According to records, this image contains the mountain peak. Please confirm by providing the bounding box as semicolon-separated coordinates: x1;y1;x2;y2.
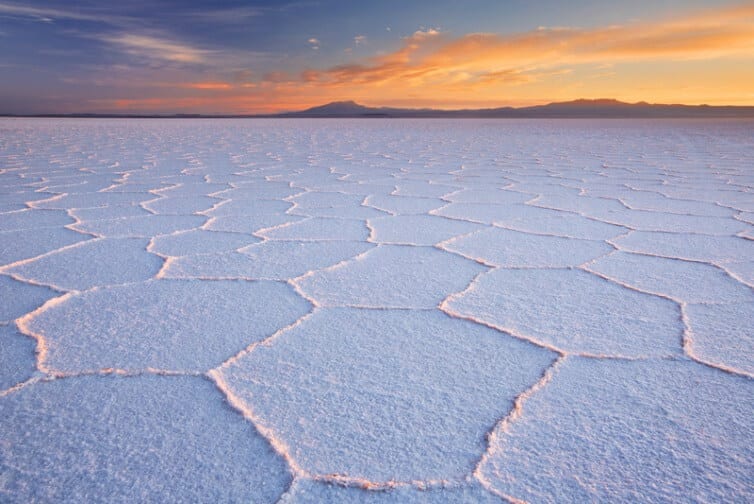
547;98;631;107
328;100;361;107
296;100;373;115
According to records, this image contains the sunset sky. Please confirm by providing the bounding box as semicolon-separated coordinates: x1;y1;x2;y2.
1;0;753;114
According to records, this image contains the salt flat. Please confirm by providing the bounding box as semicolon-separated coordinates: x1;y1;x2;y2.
0;118;752;503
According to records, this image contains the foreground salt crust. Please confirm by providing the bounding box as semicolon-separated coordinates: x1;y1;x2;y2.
7;237;162;290
445;268;684;357
217;308;556;481
478;358;754;502
0;118;752;502
0;375;291;502
23;279;311;373
0;325;36;390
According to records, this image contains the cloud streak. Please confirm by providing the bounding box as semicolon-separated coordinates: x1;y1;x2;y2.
0;1;121;23
179;6;262;24
102;33;212;63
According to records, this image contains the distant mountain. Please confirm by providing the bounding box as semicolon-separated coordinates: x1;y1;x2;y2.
288;100;377;116
4;99;754;118
281;101;506;118
281;99;754;118
513;99;754;118
280;100;438;118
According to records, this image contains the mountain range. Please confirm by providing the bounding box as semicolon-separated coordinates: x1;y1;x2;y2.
4;99;754;118
281;99;754;118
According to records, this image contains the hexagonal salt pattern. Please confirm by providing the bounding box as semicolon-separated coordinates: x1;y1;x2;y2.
587;251;753;304
21;279;311;373
444;268;683;357
443;227;612;267
149;229;260;256
164;241;374;281
435;203;627;240
612;232;754;263
72;214;206;238
368;215;484;246
2;118;753;502
0;227;90;266
295;245;486;308
685;303;754;376
0;375;291;502
259;217;370;241
205;213;305;234
217;308;556;482
5;238;163;291
364;194;446;215
478;357;754;502
0;209;75;232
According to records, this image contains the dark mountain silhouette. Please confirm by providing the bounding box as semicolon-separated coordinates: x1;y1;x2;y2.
4;99;754;118
282;99;754;118
291;100;376;116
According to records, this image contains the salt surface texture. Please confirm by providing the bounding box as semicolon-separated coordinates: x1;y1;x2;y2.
1;118;752;502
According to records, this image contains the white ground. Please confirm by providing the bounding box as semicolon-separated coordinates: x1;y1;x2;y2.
0;118;752;503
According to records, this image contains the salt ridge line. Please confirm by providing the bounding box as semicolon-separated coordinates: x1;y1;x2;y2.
472;356;567;502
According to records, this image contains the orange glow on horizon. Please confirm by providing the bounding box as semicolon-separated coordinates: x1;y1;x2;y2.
93;3;754;114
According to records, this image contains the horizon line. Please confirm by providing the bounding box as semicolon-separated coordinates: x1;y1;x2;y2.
3;98;754;119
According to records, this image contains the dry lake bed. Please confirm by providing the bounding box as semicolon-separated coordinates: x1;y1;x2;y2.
1;118;752;502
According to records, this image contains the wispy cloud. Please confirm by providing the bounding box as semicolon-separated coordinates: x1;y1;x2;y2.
0;2;264;69
101;33;212;63
354;35;367;45
179;6;262;24
308;37;320;50
0;1;125;24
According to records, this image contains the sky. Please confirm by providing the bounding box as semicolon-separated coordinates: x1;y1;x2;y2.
1;0;753;114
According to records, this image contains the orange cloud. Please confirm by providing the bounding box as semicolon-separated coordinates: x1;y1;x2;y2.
93;4;754;113
308;3;754;93
184;82;232;90
301;70;320;83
